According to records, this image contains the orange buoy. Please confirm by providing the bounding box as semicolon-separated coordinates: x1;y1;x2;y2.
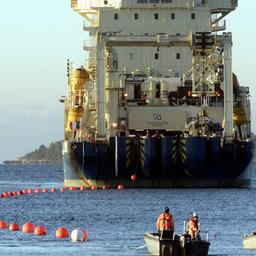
91;185;97;190
27;188;34;194
22;222;35;233
0;220;8;229
81;227;88;241
50;187;57;192
9;223;20;231
80;186;86;191
60;187;66;192
42;188;48;193
35;188;41;193
102;185;109;190
131;174;137;181
69;186;75;191
55;227;69;238
34;225;47;236
2;192;10;198
117;184;124;190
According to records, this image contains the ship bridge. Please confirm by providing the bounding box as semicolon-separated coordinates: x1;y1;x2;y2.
71;0;237;32
71;0;237;11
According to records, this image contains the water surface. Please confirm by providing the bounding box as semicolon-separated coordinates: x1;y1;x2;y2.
0;164;256;255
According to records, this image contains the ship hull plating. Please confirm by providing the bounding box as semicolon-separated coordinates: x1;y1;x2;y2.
63;137;254;188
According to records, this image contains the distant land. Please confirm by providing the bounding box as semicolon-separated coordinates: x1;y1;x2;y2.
3;141;63;164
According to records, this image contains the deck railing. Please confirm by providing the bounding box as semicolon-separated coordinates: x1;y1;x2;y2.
72;0;238;10
71;0;195;10
121;98;224;107
207;0;237;10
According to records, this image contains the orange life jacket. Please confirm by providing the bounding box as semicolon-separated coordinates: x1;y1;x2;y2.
156;212;175;231
188;218;199;239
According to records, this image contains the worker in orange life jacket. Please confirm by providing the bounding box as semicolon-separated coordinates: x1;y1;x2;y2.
156;207;175;238
187;212;200;240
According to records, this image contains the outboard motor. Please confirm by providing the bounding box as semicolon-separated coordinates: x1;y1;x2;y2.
160;239;180;256
180;234;192;256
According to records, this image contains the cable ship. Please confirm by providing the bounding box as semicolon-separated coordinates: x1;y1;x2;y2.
61;0;254;188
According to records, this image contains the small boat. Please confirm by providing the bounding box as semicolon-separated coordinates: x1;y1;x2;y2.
144;232;210;256
243;233;256;249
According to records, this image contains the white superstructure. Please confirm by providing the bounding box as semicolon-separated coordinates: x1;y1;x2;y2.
65;0;251;144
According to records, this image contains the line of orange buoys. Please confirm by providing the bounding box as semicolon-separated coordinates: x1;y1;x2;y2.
0;220;88;241
0;184;125;198
0;184;125;242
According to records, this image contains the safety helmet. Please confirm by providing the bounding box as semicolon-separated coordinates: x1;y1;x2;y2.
164;207;170;213
192;212;198;218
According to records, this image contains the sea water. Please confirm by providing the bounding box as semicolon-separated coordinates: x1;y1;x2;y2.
0;163;256;256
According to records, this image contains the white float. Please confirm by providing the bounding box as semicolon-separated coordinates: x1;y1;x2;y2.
71;228;88;242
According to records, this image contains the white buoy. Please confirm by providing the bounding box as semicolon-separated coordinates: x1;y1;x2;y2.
71;228;87;242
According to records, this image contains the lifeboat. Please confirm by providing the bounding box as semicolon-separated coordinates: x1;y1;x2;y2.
70;68;89;91
66;106;84;131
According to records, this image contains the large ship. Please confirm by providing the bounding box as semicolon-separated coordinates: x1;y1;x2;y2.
61;0;254;188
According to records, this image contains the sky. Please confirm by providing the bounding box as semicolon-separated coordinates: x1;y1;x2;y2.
0;0;255;163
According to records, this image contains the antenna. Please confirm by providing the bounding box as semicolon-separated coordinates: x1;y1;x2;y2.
67;59;70;78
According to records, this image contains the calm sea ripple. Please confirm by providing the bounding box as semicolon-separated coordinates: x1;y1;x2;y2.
0;164;256;256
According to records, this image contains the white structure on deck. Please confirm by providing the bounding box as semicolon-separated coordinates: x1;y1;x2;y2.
67;0;251;143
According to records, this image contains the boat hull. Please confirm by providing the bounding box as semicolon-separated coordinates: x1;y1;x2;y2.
63;136;254;188
144;232;210;256
144;233;180;256
243;234;256;249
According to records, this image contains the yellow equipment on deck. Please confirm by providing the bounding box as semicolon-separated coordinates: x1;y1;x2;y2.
66;106;84;131
70;68;89;91
233;106;249;125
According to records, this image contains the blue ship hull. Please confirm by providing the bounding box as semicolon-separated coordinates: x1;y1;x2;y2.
63;136;254;188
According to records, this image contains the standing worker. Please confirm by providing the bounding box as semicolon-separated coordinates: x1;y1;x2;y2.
187;212;200;240
156;207;175;239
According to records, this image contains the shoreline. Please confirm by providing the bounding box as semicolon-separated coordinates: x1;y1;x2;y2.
2;160;62;164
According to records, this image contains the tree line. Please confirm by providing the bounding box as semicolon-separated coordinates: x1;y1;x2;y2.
18;141;63;163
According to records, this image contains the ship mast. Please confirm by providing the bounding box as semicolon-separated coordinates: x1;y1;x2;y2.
223;33;233;143
96;35;106;140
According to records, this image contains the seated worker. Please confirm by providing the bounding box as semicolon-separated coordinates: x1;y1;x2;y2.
187;212;200;240
156;207;175;239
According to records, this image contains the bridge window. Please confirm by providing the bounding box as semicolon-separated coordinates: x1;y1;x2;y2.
137;0;148;3
134;13;139;20
154;13;159;20
155;53;159;60
161;0;172;2
191;13;196;19
150;0;160;3
171;13;175;19
114;13;118;20
176;53;180;59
